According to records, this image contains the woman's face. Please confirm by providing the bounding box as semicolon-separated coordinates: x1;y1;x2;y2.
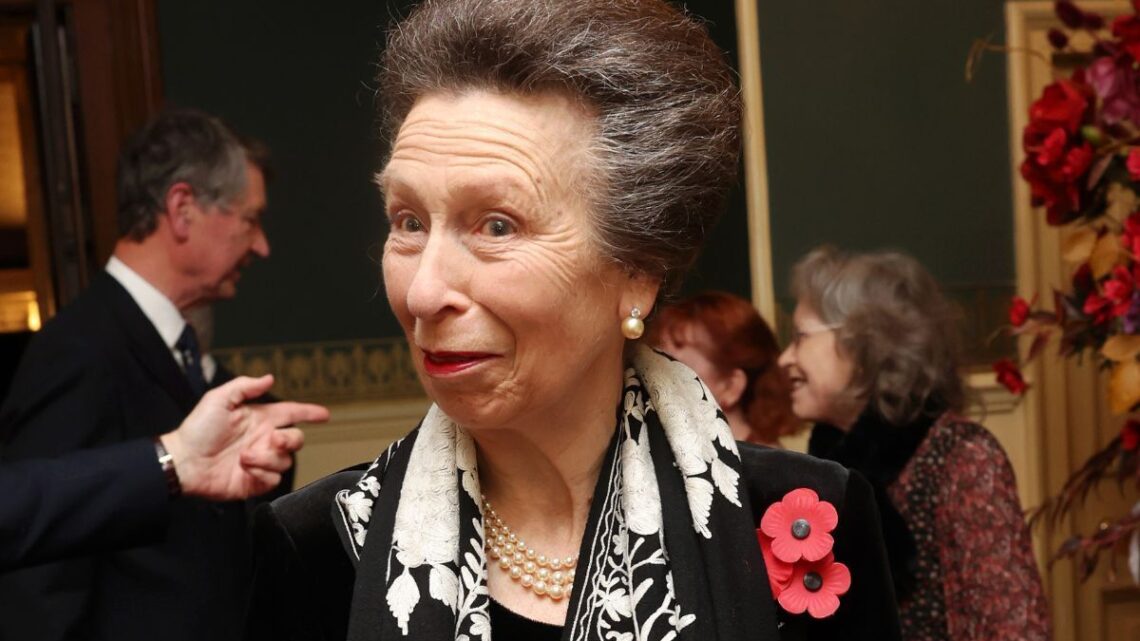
380;90;651;430
777;304;858;427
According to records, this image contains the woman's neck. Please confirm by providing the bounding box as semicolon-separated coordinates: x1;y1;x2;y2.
474;419;612;542
470;357;624;625
724;407;763;445
471;357;623;550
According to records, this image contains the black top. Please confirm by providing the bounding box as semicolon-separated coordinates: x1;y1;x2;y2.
488;599;562;641
808;407;939;599
0;272;253;641
248;444;902;641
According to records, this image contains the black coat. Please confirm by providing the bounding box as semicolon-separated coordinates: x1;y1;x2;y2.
0;439;170;570
247;443;901;641
0;273;252;641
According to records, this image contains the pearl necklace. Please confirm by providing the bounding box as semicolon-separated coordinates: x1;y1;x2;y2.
482;497;577;601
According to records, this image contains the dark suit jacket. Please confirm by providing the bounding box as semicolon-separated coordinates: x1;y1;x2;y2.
246;442;901;641
0;439;170;570
0;274;251;641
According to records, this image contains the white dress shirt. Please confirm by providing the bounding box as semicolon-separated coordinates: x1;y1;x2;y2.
105;257;217;383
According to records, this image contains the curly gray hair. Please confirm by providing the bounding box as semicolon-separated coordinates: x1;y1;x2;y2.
790;246;966;425
379;0;742;293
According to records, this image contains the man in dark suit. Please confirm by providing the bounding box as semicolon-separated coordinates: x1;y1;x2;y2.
0;109;275;641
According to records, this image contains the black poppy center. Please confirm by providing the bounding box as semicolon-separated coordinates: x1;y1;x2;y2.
803;571;823;592
791;518;811;540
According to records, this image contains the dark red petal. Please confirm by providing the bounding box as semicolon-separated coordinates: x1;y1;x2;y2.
1048;28;1070;50
1055;1;1084;29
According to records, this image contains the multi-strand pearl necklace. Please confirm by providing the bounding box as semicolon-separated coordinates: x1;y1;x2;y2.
482;497;577;601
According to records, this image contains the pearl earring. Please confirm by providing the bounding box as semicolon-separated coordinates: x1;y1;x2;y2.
621;306;644;340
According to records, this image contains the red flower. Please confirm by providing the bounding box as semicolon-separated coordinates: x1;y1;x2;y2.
756;529;793;597
1021;77;1095;224
1084;292;1114;325
1062;143;1093;179
1104;265;1136;316
1037;128;1068;166
1129;149;1140;181
1009;296;1032;327
1114;15;1140;61
993;359;1028;396
760;488;838;563
1028;79;1089;134
1123;420;1140;452
1124;212;1140;257
1048;28;1070;50
1055;1;1085;29
776;553;852;619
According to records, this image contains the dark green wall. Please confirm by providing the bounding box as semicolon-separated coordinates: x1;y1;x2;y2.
677;3;753;302
156;1;752;348
157;1;415;347
756;0;1015;299
157;1;1013;355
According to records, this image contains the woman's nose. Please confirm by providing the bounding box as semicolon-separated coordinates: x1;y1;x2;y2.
777;344;794;369
404;232;470;320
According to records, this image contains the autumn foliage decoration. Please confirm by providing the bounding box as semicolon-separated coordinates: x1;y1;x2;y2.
996;0;1140;579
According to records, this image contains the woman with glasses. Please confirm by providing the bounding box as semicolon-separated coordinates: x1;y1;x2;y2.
777;246;1049;641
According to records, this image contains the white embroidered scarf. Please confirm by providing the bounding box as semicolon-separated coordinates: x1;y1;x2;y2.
333;346;779;640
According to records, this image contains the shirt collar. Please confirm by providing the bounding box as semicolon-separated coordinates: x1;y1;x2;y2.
105;256;186;350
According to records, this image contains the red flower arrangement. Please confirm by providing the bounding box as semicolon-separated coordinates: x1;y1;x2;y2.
992;0;1140;580
757;489;850;618
993;358;1029;396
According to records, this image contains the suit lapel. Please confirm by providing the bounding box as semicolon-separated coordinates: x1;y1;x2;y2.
94;273;198;413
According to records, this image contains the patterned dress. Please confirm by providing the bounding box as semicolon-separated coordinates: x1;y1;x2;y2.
886;414;1050;641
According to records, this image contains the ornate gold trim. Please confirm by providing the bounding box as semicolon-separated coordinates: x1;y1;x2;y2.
214;337;423;405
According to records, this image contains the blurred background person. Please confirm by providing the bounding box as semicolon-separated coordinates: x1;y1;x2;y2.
778;245;1048;641
649;290;800;447
1;374;324;571
0;108;274;641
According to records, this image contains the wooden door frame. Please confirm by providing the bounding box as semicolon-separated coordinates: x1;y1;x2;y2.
0;0;162;316
1005;3;1140;639
734;0;777;326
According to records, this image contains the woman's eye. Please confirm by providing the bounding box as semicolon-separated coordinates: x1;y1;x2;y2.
394;214;424;233
480;217;516;237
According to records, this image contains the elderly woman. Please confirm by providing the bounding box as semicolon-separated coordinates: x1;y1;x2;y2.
779;246;1050;641
650;291;800;447
248;2;899;640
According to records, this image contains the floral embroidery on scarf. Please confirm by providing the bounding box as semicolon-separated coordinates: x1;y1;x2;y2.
335;346;766;640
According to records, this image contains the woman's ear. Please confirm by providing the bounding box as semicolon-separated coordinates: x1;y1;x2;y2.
718;367;748;410
620;273;661;318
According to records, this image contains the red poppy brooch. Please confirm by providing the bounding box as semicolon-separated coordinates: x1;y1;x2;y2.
757;488;851;619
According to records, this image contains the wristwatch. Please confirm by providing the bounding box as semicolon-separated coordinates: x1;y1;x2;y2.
154;438;183;497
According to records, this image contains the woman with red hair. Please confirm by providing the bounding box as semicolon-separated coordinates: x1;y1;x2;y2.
650;291;800;446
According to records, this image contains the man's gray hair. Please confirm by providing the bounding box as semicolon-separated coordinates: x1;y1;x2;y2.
116;108;268;240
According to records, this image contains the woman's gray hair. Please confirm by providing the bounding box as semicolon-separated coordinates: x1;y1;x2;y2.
790;246;966;425
379;0;742;293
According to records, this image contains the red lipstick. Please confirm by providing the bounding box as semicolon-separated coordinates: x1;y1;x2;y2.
421;350;497;376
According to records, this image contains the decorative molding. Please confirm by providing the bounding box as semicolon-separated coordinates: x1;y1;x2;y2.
306;396;429;446
964;369;1022;417
734;0;777;328
214;337;424;405
1005;4;1132;640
